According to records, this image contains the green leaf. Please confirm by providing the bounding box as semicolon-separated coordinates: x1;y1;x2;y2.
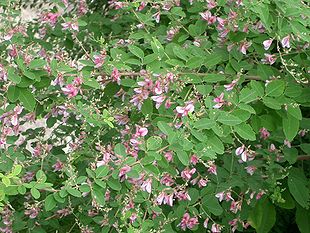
7;85;20;102
234;123;256;141
29;59;47;69
114;143;127;157
18;88;36;111
173;45;188;61
202;195;223;216
23;70;36;80
238;103;256;114
202;74;226;83
95;166;109;178
286;104;302;120
11;165;22;176
7;67;21;84
147;136;162;151
151;37;164;58
92;185;105;206
283;147;298;164
266;80;286;97
248;199;276;233
2;177;10;187
262;97;282;110
250;80;264;97
107;179;121;191
239;88;258;103
204;53;222;67
83;78;100;89
45;194;56;211
176;150;189;166
288;168;310;209
67;188;82;197
283;114;299;141
194;118;216;129
296;204;310;233
157;121;173;135
206;132;224;154
121;79;136;87
187;57;204;68
31;188;40;199
217;112;242;126
300;144;310;154
36;170;47;183
141;99;153;116
128;45;144;60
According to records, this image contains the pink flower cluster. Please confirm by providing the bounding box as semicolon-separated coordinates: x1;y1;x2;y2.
178;213;199;231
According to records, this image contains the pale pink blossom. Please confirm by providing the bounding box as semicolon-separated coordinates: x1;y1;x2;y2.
281;35;290;48
151;95;165;109
207;0;217;9
198;178;208;188
211;223;222;233
230;200;242;213
61;22;79;31
135;126;148;137
263;38;273;50
215;192;225;202
111;67;121;85
235;145;245;156
262;53;277;65
213;93;225;108
119;165;131;181
181;168;196;181
178;213;199;231
93;54;105;68
190;154;198;165
141;178;152;193
284;139;291;148
239;41;252;55
61;84;79;98
176;102;195;117
164;151;173;162
245;166;256;175
259;127;270;140
200;11;217;24
204;218;209;228
224;78;239;91
153;12;161;23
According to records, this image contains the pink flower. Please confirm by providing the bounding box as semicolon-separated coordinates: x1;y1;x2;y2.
241;150;249;162
41;12;59;26
256;190;265;200
198;178;208;188
52;160;64;172
181;168;196;181
119;165;131;181
204;218;209;228
141;178;152;193
190;154;198;165
176;102;195;117
284;139;291;148
164;151;173;162
262;53;277;65
61;22;79;31
235;145;245;156
239;41;252;55
211;223;222;233
207;161;217;175
164;193;174;206
200;11;216;24
259;127;270;140
207;0;217;9
135;126;148;137
61;84;79;98
93;54;105;68
160;173;174;186
215;192;225;202
175;191;191;201
263;38;273;50
230;200;242;213
213;93;225;108
224;78;239;91
178;213;199;231
245;166;256;175
281;35;290;48
129;213;137;223
153;12;161;23
111;67;121;85
151;95;165;109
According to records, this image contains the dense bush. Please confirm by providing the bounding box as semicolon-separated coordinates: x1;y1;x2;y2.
0;0;309;232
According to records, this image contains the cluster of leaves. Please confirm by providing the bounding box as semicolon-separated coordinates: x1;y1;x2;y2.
0;0;309;232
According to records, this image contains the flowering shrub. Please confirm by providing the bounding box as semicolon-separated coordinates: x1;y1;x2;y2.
0;0;309;232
